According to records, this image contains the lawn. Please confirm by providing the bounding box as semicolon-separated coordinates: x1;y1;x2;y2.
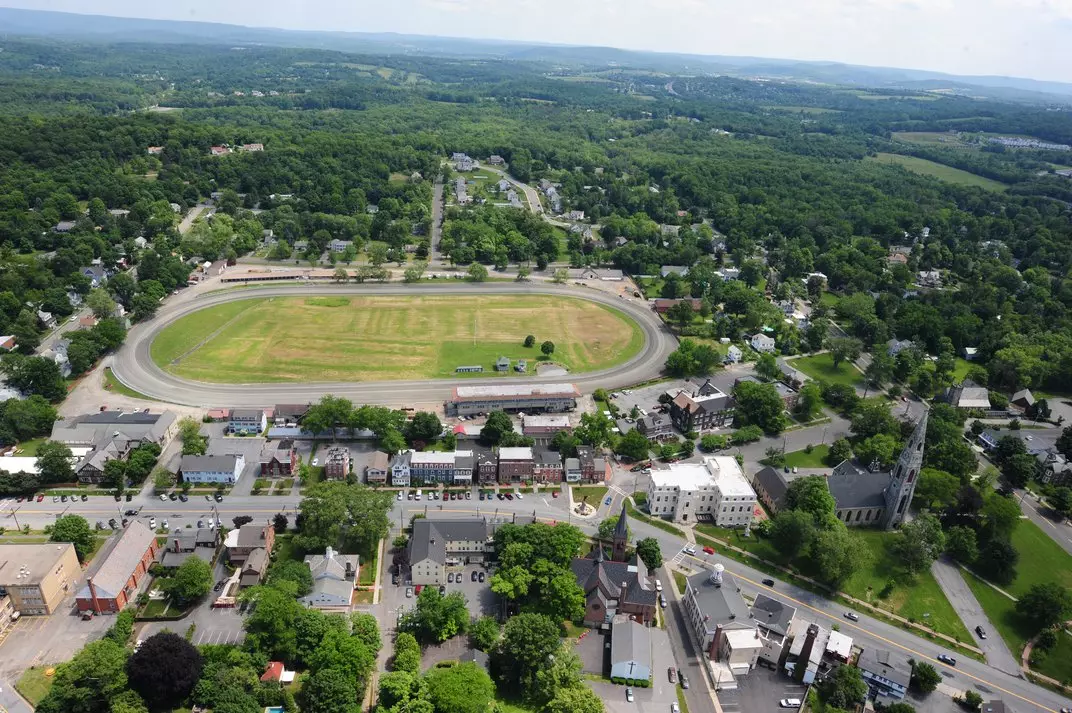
866;153;1007;191
892;131;971;147
781;445;830;469
103;367;158;401
359;543;379;586
840;529;973;642
572;486;609;505
16;667;54;705
15;437;48;455
672;570;688;594
1031;627;1072;684
963;571;1033;655
152;294;644;383
694;525;784;563
789;353;865;389
1007;519;1072;598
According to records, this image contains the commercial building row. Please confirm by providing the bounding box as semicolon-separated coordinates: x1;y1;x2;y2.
387;445;609;486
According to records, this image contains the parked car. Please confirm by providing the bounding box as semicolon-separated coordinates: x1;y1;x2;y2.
205;495;212;501
197;520;204;528
936;654;957;666
405;587;413;598
214;581;225;592
478;572;486;583
36;494;44;502
397;491;403;500
625;688;634;703
604;496;612;505
60;495;67;502
80;494;88;502
214;493;223;502
762;578;775;587
169;493;177;501
780;699;802;708
471;571;478;582
667;667;677;683
465;492;471;500
312;458;319;466
148;517;156;529
678;672;689;689
497;493;505;500
672;705;680;713
108;518;117;529
844;612;860;622
159;493;168;501
702;546;715;555
683;544;697;555
124;509;138;516
975;625;987;640
660;594;667;609
552;490;559;498
179;494;188;502
516;492;523;500
162;519;169;530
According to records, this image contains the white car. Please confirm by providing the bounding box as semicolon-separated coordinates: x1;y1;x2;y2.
148;517;156;529
683;544;697;555
397;491;403;500
159;493;168;501
780;699;802;709
133;638;143;653
515;492;523;500
672;704;680;713
312;458;319;466
655;579;663;592
162;520;169;530
626;688;634;703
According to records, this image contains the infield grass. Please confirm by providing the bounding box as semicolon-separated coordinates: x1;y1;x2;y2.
152;294;643;383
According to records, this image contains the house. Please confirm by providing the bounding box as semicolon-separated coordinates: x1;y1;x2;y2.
725;345;742;364
180;455;245;485
886;338;914;357
228;409;266;435
240;547;269;587
225;524;275;565
682;567;762;681
750;333;776;353
240;143;264;152
299;547;358;609
37;310;57;330
41;340;71;378
610;615;652;682
409;518;494;585
637;413;673;441
272;404;309;426
487;155;505;165
81;265;110;288
447;384;580;416
961;346;980;361
0;335;15;351
259;439;298;477
533;449;563;482
1010;389;1035;411
454;177;470;204
329;239;352;253
568;267;624;281
522;414;571;436
456;157;475;172
53;221;77;233
751;593;795;665
475;448;497;484
365;451;389;484
160;529;217;569
494;356;511;372
51;410;178;485
210;146;231;156
944;380;991;410
409;451;458;485
857;647;912;700
718;267;741;281
0;543;80;615
777;360;807;390
751;465;798;515
76;521;159;614
887;252;909;266
260;662;296;685
147;146;164;155
498;447;535;483
564;457;582;483
917;270;942;288
653;298;703;314
390;451;411;486
1036;450;1072;487
567;210;585;221
323;446;351;481
647;456;756;527
660;266;689;278
784;623;828;684
670;383;735;433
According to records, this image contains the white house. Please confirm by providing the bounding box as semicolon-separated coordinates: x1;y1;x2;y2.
390;451;411;487
725;345;743;364
180;454;245;484
750;333;776;354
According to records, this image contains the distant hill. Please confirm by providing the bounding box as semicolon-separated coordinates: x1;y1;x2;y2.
2;6;1071;103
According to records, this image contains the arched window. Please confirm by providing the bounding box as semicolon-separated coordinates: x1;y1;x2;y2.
907;469;916;483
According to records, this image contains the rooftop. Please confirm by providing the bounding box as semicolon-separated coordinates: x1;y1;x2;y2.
452;384;580;400
751;592;795;637
686;568;754;630
857;647;913;689
499;447;534;461
0;542;77;583
78;521;156;599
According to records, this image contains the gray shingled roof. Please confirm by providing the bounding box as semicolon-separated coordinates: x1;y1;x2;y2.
828;461;890;509
858;648;912;688
753;466;792;508
751;593;795;637
410;519;491;566
611;617;652;668
571;555;657;608
78;521;156;600
686;569;753;629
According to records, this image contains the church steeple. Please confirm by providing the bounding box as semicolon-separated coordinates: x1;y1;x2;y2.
612;504;629;562
882;409;928;530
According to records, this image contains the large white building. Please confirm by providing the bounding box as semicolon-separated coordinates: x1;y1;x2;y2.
647;456;756;527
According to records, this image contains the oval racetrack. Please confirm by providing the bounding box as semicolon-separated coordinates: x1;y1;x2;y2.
111;283;679;407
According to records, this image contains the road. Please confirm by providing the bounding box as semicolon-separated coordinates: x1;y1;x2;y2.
481;166;543;215
6;478;1072;713
430;176;445;266
109;282;677;407
177;203;211;234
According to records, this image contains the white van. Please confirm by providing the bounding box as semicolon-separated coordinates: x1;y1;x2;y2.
415;489;422;501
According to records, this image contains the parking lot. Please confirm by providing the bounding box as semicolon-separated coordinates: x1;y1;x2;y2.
717;661;808;713
137;555;246;646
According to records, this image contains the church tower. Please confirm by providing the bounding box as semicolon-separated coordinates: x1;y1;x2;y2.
612;504;629;562
881;409;928;530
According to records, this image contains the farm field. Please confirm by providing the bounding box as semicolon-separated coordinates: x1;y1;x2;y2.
151;294;643;383
892;131;971;146
867;153;1007;191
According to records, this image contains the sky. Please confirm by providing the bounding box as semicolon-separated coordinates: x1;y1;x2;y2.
4;0;1072;83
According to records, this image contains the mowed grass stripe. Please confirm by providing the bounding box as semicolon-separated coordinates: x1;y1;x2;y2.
153;294;643;383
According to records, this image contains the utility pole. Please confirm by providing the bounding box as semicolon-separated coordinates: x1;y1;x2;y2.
10;505;20;531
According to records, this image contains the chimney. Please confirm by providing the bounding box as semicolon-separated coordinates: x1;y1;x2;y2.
173;538;180;552
87;577;103;615
345;561;354;579
325;546;335;560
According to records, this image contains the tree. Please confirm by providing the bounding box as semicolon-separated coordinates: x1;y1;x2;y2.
961;690;984;711
380;426;407;457
865;351;895;389
403;262;427;283
664;338;720;377
400;587;470;643
615;429;652;462
785;476;838;528
104;609;136;645
755;352;780;381
809;527;871;586
828;337;863;369
892;512;946;573
541;340;555;357
51;514;95;561
480;410;515;446
914;469;960;510
466;262;488;282
795;382;823;421
406;412;443;444
242;583;304;662
169;557;213;605
36;440;74;484
666;300;695;328
232;515;254;529
424;662;495;713
817;661;868;709
636;538;662;571
469;616;501;651
296;481;392;555
1001;453;1036;489
126;632;203;710
1050;487;1072;519
910;660;941;693
87;288;117;319
378;671;418;709
36;638;129;713
982;495;1021;540
545;686;605;713
393;632;421;673
300;668;358;713
850;400;900;440
771;510;816;560
109;690;150;713
975;537;1019;585
494;613;561;694
266;559;314;596
854;434;901;470
945;526;979;564
273;512;289;532
524;334;536;347
552;268;569;283
531;646;584;705
826;438;853;466
1015;583;1072;633
733;380;788;434
1;355;67;401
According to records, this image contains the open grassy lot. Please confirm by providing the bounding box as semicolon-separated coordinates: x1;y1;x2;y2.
866;153;1007;191
1032;627;1072;683
840;529;973;642
16;666;54;705
1007;519;1072;597
782;445;830;468
153;294;643;383
964;572;1032;655
789;353;865;388
572;486;609;505
892;131;971;147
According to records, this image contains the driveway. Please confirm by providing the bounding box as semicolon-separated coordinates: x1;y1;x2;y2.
717;664;808;713
930;557;1021;675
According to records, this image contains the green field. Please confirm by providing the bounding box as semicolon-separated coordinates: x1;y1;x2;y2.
152;294;643;383
840;529;973;642
789;353;865;388
867;153;1007;191
782;445;831;468
16;667;54;705
773;106;842;114
892;131;971;147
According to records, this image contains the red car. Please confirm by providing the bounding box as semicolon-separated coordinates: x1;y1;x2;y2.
415;585;423;594
703;546;716;555
36;494;45;502
552;491;559;498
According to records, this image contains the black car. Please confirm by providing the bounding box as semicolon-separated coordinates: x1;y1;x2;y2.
214;493;223;502
169;493;178;501
936;654;957;666
975;625;987;640
80;494;88;501
114;494;121;501
471;570;478;582
213;580;225;592
108;518;118;529
762;578;775;587
678;672;689;689
179;494;188;502
478;571;486;583
124;509;139;516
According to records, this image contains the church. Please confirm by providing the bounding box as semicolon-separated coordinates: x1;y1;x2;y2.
754;411;927;531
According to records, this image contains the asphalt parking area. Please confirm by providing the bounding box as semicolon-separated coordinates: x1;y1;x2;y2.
718;663;808;713
441;564;496;617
